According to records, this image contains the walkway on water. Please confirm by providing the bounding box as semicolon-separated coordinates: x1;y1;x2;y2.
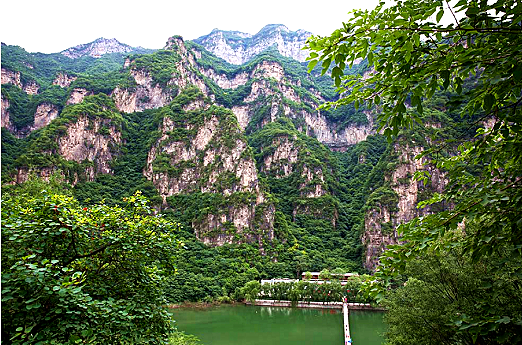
343;301;352;345
248;299;385;344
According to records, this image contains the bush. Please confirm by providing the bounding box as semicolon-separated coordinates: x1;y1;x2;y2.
1;189;182;344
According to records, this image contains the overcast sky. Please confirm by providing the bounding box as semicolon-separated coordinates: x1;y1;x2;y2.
2;0;380;54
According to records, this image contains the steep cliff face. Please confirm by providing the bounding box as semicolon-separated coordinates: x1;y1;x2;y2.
113;36;211;114
250;120;339;229
109;36;374;150
12;95;124;184
202;58;375;147
57;116;122;180
67;88;92;105
1;68;39;94
112;68;174;113
193;24;311;64
362;142;446;270
259;134;327;198
143;90;274;246
1;68;23;89
31;103;59;132
0;94;58;137
53;72;77;88
1;93;14;131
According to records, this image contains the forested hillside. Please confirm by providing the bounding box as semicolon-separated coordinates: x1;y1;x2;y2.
4;5;519;341
2;33;389;284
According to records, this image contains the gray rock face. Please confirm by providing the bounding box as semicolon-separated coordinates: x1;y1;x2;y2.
193;24;312;64
61;38;135;59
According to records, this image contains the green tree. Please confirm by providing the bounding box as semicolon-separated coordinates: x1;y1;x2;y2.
240;280;261;305
306;0;522;341
1;189;181;344
383;233;522;344
318;268;331;281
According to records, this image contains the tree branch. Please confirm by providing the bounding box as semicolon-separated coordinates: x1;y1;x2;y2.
63;242;119;266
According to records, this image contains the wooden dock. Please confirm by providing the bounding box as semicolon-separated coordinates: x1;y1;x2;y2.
343;300;352;344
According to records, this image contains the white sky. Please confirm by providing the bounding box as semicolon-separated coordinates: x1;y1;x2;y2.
1;0;380;53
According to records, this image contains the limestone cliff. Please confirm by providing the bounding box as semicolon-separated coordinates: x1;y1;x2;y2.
67;88;92;105
113;36;210;113
362;142;446;270
110;35;373;150
258;134;327;198
31;103;59;132
250;120;339;228
57;116;122;180
1;93;14;131
1;92;58;137
193;24;311;64
1;68;23;89
143;90;274;246
201;59;375;148
1;68;39;94
13;95;124;184
53;72;77;88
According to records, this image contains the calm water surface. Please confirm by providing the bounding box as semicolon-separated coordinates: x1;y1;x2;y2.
171;304;385;345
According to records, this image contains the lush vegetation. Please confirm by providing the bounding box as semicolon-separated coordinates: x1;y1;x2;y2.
1;180;181;344
307;0;522;343
240;274;373;305
9;10;520;342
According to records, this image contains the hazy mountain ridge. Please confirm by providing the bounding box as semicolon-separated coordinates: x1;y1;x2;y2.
193;24;312;64
60;37;154;59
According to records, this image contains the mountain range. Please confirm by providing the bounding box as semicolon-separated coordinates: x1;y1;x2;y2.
1;24;453;276
52;24;311;64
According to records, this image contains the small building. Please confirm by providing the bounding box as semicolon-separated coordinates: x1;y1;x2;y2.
301;272;359;285
261;278;299;285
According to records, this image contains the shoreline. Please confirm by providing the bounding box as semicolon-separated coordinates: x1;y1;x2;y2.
167;301;239;309
246;299;386;311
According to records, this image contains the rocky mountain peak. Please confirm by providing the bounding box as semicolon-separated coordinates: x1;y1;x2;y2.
60;37;135;59
192;24;312;64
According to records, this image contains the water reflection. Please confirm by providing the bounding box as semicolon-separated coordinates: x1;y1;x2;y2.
171;305;385;345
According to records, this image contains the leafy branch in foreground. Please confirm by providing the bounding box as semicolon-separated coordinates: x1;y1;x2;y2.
1;187;182;344
306;0;522;342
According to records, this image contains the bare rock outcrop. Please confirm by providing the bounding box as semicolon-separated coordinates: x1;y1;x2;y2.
362;143;447;270
61;38;134;59
32;103;59;132
1;68;39;94
113;36;211;113
67;88;92;105
1;68;23;89
1;96;58;137
1;93;13;130
53;72;77;88
194;25;311;65
58;116;122;179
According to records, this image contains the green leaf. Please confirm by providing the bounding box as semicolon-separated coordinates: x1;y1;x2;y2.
307;60;318;73
413;34;420;47
483;94;496;112
466;7;480;16
405;51;411;62
403;41;413;53
436;9;444;23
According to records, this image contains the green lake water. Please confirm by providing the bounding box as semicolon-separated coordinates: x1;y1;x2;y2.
170;304;386;345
